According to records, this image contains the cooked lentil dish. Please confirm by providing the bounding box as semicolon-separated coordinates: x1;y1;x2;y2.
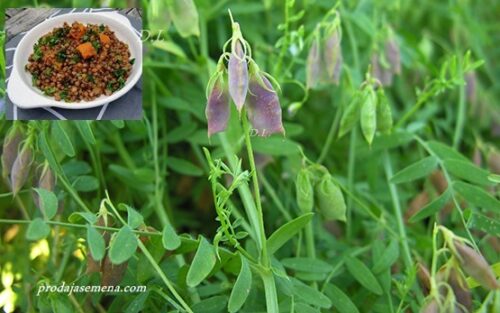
25;22;135;102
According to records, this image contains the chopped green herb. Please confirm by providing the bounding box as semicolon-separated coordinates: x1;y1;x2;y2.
92;40;101;52
113;69;125;78
60;90;69;101
43;87;56;96
87;74;95;83
129;58;135;65
56;50;67;62
99;24;105;32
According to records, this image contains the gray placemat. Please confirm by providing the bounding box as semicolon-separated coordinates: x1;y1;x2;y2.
5;8;142;120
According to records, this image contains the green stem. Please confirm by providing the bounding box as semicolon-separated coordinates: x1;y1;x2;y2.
317;105;342;164
383;151;413;270
346;128;357;240
241;108;269;266
453;68;466;149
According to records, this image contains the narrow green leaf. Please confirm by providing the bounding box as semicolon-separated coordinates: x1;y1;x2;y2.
454;181;500;214
162;223;181;250
192;296;228;313
228;256;252;313
324;284;360;313
26;218;50;240
87;224;105;261
427;141;469;162
409;189;451;223
109;226;138;265
167;157;203;176
126;205;144;229
467;212;500;237
390;156;438;184
52;122;75;157
338;97;361;138
34;188;58;219
267;213;314;255
293;303;320;313
68;212;97;224
75;121;96;145
251;137;301;156
186;237;217;287
292;278;332;308
444;159;493;186
372;240;399;273
281;257;333;273
345;256;383;295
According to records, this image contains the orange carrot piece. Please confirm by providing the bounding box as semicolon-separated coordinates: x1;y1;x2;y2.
77;42;97;59
99;33;111;44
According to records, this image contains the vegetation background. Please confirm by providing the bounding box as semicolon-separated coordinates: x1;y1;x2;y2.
0;0;499;312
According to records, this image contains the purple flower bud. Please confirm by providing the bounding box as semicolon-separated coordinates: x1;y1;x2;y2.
11;145;33;196
324;28;342;84
371;53;393;86
447;267;472;312
34;165;56;210
206;76;230;137
306;39;321;89
1;127;23;179
385;38;401;74
246;74;284;137
453;240;499;290
228;40;248;112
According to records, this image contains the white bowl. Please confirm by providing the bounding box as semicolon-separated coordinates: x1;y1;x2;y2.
7;12;142;110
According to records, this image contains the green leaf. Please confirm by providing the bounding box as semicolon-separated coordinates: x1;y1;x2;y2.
409;189;451;223
324;284;360;313
186;237;217;287
87;224;105;261
427;141;469;162
444;159;493;186
33;188;58;219
281;257;333;273
39;132;63;175
345;256;383;295
75;121;96;145
52;122;75;157
467;212;500;237
390;156;438;184
251;137;301;156
72;175;99;192
454;181;500;214
68;212;97;224
228;256;252;313
372;240;399;273
167;157;203;176
125;291;150;313
267;213;314;255
338;97;361;138
162;222;181;250
291;278;332;308
293;303;320;313
109;226;138;265
192;296;228;313
26;218;51;240
152;41;186;58
296;168;314;213
125;205;144;229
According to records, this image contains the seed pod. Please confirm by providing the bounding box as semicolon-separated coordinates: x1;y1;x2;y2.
324;27;342;84
246;73;284;136
206;75;230;137
360;88;377;145
487;150;500;174
417;262;431;295
1;127;23;179
376;88;393;133
385;38;401;74
10;145;33;196
447;267;472;312
453;240;499;290
465;71;476;105
33;164;56;210
315;175;346;222
430;170;448;194
228;40;248;112
405;191;429;223
420;298;439;313
86;215;115;275
338;95;361;138
167;0;200;38
306;37;321;89
296;169;314;213
101;255;128;286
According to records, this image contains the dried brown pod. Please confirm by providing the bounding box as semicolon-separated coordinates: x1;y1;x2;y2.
10;145;34;196
430;170;448;194
33;164;56;210
465;71;477;105
101;255;128;287
448;267;472;312
306;37;322;89
385;38;401;75
453;240;499;290
487;150;500;174
405;191;430;223
417;262;431;295
1;127;23;179
420;298;439;313
86;214;115;274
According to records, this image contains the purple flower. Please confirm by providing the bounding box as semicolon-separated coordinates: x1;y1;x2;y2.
385;38;401;74
324;27;342;84
228;40;248;112
306;38;321;89
246;73;284;137
206;76;230;137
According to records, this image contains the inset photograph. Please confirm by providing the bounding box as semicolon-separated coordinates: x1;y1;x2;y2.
4;8;142;120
